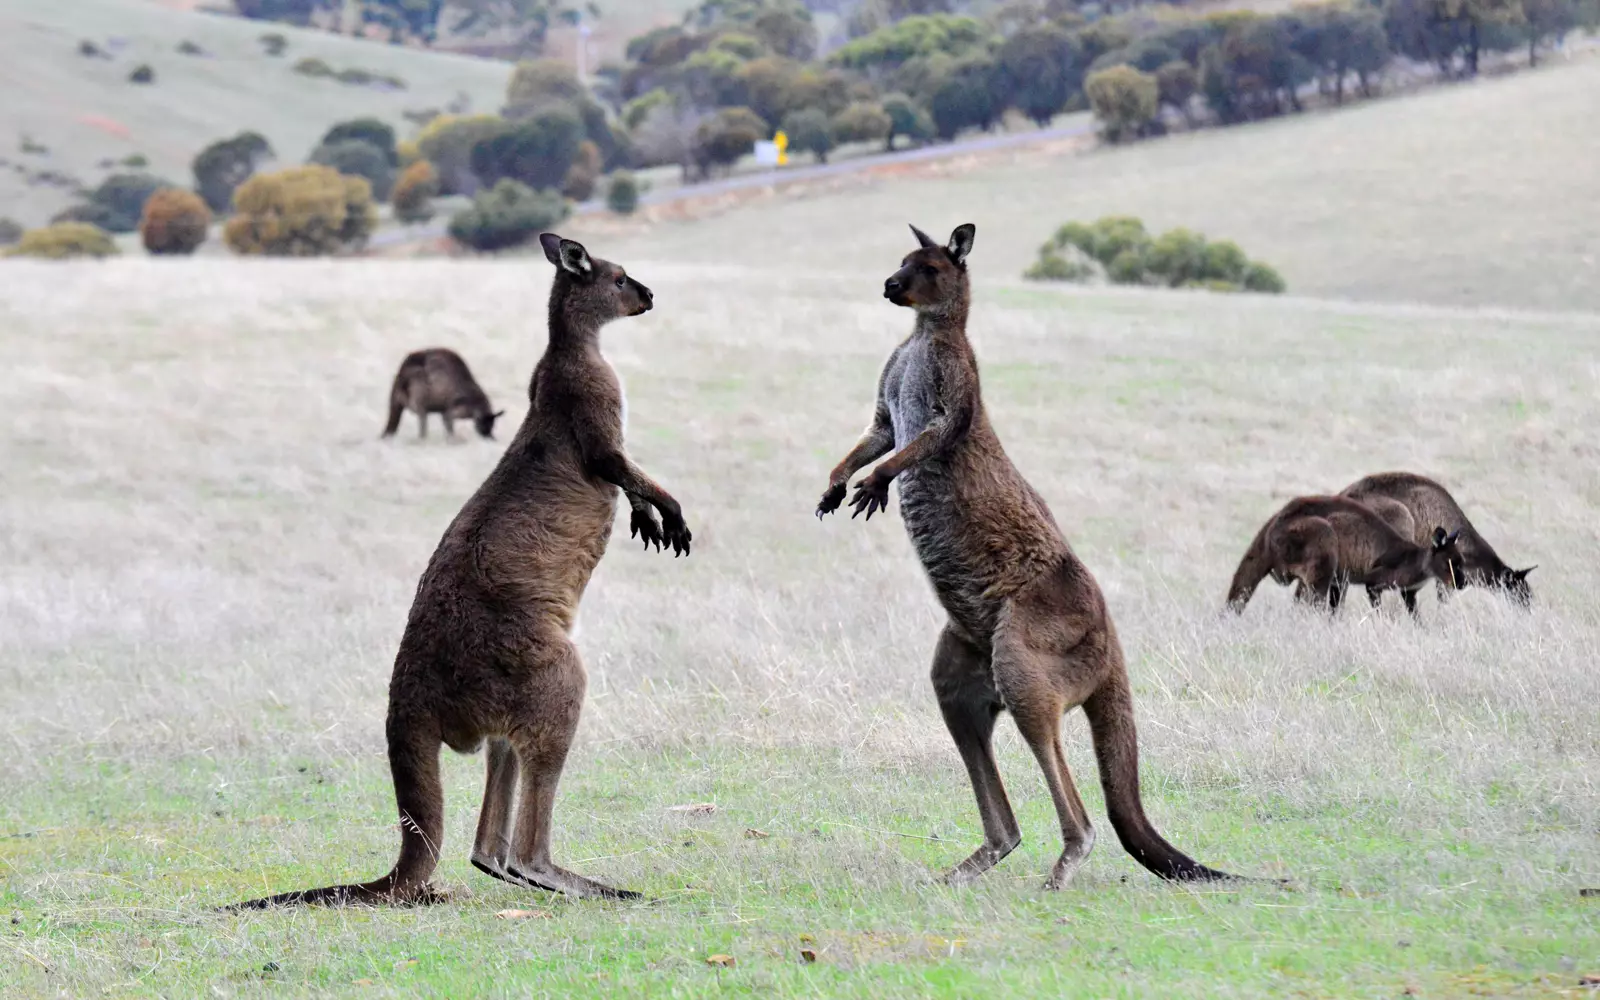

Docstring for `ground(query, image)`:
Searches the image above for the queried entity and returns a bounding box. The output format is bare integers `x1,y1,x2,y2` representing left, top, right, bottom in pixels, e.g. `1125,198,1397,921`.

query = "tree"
995,25,1084,126
1199,14,1314,123
318,118,399,166
223,165,376,256
693,106,768,175
310,139,397,201
780,108,835,162
752,5,819,59
193,132,275,213
448,179,569,251
450,0,570,57
606,170,641,214
1521,0,1585,63
927,54,1001,140
416,114,504,196
831,101,894,146
830,14,990,71
881,92,934,149
1154,60,1198,124
470,107,586,193
737,56,808,127
1292,2,1389,103
1085,65,1158,142
631,99,707,177
393,161,440,223
139,188,211,255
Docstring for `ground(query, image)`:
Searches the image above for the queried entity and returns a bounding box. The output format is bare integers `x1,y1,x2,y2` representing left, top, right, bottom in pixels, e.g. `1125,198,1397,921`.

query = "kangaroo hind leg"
931,625,1022,886
470,738,520,883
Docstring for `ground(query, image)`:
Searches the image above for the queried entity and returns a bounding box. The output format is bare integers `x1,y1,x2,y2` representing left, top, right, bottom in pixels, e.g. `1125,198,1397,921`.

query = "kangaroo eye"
920,265,937,277
615,274,626,288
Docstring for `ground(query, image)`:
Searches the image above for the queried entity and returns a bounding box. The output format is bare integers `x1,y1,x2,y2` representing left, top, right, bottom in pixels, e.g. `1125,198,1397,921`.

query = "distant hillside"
0,0,515,227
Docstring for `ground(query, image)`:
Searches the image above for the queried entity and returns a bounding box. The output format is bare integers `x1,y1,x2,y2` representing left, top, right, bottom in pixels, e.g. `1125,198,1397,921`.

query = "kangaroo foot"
471,851,519,885
1041,830,1095,891
504,862,643,901
941,836,1020,886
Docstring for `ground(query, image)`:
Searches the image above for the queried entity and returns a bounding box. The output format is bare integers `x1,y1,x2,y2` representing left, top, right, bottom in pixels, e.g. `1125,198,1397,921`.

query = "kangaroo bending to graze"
382,347,505,440
1340,471,1535,607
1225,495,1464,615
230,234,690,910
817,222,1237,888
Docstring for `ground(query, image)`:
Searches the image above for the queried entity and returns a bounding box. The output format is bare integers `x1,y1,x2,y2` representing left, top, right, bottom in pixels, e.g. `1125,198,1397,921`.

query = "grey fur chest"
883,336,940,450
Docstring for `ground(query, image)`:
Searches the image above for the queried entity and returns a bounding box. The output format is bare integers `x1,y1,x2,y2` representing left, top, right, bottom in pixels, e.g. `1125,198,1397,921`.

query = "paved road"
365,116,1097,250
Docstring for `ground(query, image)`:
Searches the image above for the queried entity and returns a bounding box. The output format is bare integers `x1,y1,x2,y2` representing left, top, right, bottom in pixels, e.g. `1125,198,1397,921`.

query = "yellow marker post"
773,130,789,166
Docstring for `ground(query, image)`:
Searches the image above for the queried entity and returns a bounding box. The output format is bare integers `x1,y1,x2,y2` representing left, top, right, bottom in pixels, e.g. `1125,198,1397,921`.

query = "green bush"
129,64,156,84
319,118,399,166
1026,216,1285,293
193,132,274,213
139,188,211,255
606,170,640,215
881,93,934,151
469,108,586,193
1085,65,1159,142
310,139,396,201
223,164,376,256
259,32,288,56
293,56,334,78
448,179,569,252
54,173,173,233
5,222,118,259
831,101,893,146
780,108,835,163
693,107,769,175
415,115,503,196
177,40,205,56
1242,261,1286,293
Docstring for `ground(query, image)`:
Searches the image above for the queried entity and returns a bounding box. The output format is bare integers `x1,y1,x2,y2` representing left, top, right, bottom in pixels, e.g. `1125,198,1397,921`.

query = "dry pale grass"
2,256,1596,858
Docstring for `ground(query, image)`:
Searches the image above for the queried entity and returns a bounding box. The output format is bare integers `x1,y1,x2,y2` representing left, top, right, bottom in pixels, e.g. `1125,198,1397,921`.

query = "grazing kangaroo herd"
230,225,1535,910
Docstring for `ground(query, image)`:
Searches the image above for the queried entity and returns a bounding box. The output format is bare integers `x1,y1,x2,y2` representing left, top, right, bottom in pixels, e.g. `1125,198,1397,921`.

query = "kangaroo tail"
225,713,444,910
382,375,408,437
1225,515,1276,612
1083,665,1234,882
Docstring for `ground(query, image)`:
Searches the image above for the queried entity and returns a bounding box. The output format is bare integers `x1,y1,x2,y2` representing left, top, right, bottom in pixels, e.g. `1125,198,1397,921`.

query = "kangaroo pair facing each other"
819,223,1240,889
229,234,689,910
383,347,505,441
1226,495,1464,615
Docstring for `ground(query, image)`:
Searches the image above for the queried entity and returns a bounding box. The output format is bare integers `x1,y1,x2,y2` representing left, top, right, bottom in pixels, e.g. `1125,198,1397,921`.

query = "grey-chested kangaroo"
230,234,690,909
1225,495,1463,615
1340,472,1534,606
817,223,1236,888
383,347,505,440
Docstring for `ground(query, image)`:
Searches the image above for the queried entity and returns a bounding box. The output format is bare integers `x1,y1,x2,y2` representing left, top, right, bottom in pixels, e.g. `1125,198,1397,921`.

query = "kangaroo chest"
883,337,941,449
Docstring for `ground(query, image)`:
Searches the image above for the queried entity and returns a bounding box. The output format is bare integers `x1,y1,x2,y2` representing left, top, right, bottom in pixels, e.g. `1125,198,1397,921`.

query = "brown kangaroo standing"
1340,472,1535,606
231,234,690,909
817,223,1235,888
1225,495,1464,615
382,347,506,440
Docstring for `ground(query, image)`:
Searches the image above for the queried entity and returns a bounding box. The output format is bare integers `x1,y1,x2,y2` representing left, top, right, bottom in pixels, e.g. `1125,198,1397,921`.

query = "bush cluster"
447,179,569,252
223,165,377,256
1025,217,1285,293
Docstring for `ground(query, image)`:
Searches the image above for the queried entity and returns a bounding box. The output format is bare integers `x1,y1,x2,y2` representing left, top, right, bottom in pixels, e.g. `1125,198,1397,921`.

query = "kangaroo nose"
884,277,903,297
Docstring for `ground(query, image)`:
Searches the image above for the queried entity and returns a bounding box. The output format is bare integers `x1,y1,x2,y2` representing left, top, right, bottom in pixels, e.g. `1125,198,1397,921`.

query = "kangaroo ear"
909,223,937,249
540,233,592,277
1445,529,1460,546
1431,526,1447,548
1514,565,1537,580
493,409,506,418
947,223,976,264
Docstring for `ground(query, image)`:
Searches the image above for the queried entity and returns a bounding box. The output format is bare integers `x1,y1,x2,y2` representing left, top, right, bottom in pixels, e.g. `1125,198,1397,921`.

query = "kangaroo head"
885,223,975,314
474,408,506,440
540,232,653,325
1428,527,1465,590
1499,564,1536,607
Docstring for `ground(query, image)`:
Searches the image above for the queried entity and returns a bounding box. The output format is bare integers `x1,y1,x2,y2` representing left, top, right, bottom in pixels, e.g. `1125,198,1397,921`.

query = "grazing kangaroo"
817,223,1236,888
1225,495,1464,615
1340,472,1535,606
382,347,505,441
230,234,690,909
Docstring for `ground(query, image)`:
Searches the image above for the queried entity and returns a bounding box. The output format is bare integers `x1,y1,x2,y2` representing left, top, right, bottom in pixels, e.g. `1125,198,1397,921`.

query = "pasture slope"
0,0,514,227
2,51,1598,1000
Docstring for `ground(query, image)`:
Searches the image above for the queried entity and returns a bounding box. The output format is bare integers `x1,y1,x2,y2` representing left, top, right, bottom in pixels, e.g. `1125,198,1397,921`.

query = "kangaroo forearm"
830,425,894,484
592,452,681,515
874,417,962,480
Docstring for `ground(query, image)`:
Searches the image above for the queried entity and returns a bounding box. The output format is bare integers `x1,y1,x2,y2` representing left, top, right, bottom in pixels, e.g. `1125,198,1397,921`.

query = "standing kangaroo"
1225,495,1464,615
1340,472,1534,606
817,223,1236,888
382,347,505,441
231,234,690,909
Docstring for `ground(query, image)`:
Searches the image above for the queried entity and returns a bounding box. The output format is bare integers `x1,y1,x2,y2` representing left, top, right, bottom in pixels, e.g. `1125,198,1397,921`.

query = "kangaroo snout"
883,277,903,299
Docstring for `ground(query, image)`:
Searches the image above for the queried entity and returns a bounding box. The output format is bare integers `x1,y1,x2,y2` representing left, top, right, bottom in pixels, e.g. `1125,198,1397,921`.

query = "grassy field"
612,55,1600,313
0,0,516,227
1,242,1596,995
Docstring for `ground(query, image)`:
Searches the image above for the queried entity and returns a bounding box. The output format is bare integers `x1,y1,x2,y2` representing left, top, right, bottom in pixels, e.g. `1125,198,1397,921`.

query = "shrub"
1023,245,1099,282
606,170,640,215
1242,261,1286,293
1145,227,1208,286
1085,216,1151,266
129,64,156,84
1200,239,1249,283
995,25,1085,126
561,140,603,201
319,118,399,166
1085,65,1159,142
881,93,934,150
223,164,376,256
780,108,835,163
259,32,288,56
336,67,374,85
1155,60,1199,123
470,108,586,193
122,153,149,168
55,173,173,233
79,39,105,58
310,138,396,201
392,161,439,223
416,114,504,196
397,139,421,167
5,222,118,259
693,107,769,175
193,132,275,213
831,101,892,146
1107,248,1148,284
0,217,22,246
927,54,1001,140
447,179,569,252
293,56,335,78
177,39,206,56
139,188,211,255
